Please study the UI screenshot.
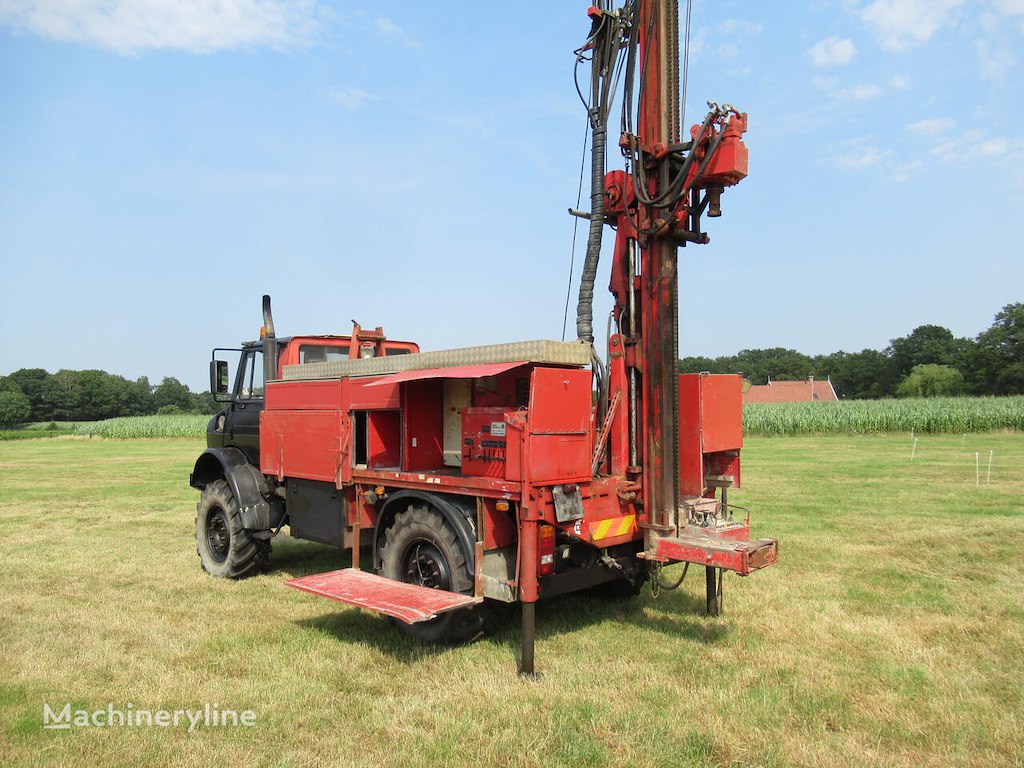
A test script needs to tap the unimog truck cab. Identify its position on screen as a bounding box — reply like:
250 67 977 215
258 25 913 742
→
190 301 419 578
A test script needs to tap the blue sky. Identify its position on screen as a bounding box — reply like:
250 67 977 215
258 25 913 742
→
1 0 1022 391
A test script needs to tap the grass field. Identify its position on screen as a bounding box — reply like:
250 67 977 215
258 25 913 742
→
1 434 1022 767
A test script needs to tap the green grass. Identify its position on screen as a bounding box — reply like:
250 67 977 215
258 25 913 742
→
744 395 1024 435
0 427 70 441
1 434 1022 767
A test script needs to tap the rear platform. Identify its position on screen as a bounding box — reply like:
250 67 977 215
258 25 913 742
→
285 568 482 624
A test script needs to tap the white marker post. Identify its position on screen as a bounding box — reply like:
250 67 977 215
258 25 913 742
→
987 450 994 485
911 437 918 461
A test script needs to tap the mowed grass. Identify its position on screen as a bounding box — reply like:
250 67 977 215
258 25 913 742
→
0 434 1022 768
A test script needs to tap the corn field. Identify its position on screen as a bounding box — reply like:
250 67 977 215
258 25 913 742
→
743 396 1024 435
60 397 1024 441
73 414 211 439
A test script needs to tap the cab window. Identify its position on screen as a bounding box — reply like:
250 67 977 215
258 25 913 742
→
300 344 350 363
238 350 264 399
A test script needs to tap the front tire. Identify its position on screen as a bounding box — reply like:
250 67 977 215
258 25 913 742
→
195 479 270 578
380 504 493 644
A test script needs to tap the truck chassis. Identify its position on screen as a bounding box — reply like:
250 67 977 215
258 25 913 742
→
190 0 778 674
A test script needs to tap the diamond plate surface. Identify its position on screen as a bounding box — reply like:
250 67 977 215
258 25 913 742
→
282 339 591 381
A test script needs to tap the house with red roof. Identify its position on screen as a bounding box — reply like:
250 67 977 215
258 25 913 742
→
744 376 839 404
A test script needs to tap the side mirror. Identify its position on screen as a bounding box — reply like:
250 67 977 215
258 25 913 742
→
210 360 230 395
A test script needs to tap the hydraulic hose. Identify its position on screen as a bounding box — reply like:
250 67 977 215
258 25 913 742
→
657 561 689 591
575 119 607 344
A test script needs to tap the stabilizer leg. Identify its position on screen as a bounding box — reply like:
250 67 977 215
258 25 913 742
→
520 601 537 676
706 566 722 616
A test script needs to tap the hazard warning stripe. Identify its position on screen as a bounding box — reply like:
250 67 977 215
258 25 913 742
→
591 515 637 541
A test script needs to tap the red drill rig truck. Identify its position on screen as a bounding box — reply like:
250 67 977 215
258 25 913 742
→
190 0 777 674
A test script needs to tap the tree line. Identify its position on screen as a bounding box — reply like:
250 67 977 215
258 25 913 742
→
680 302 1024 399
1 303 1020 424
0 368 218 426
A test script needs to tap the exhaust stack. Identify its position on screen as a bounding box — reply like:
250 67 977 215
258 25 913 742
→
262 295 277 385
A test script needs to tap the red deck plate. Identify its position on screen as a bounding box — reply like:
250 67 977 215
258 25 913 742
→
284 568 482 624
653 535 778 576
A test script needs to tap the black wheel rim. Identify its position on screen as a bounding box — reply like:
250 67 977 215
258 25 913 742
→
402 539 451 590
206 508 230 563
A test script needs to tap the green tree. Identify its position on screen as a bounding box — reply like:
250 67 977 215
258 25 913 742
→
974 302 1024 394
74 370 126 420
813 349 898 399
0 389 31 426
895 364 966 398
678 356 719 374
123 376 156 416
153 377 193 412
994 362 1024 394
7 368 57 420
887 325 970 379
190 390 220 414
49 369 82 421
730 348 814 385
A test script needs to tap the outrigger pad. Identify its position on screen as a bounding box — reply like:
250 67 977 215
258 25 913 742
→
284 568 482 624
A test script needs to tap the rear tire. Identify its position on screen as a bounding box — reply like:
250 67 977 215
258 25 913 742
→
380 504 493 644
195 479 270 578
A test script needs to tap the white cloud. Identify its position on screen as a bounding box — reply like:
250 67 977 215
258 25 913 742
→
862 0 963 51
932 130 1021 163
835 144 893 169
975 38 1016 82
837 83 882 101
374 16 421 49
890 160 923 183
719 19 763 37
831 143 921 182
811 76 884 101
0 0 319 54
807 36 857 67
931 139 958 160
324 87 378 110
812 75 896 102
978 137 1010 156
905 117 956 136
992 0 1024 15
695 18 761 62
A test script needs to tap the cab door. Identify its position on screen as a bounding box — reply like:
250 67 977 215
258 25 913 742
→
228 348 264 463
